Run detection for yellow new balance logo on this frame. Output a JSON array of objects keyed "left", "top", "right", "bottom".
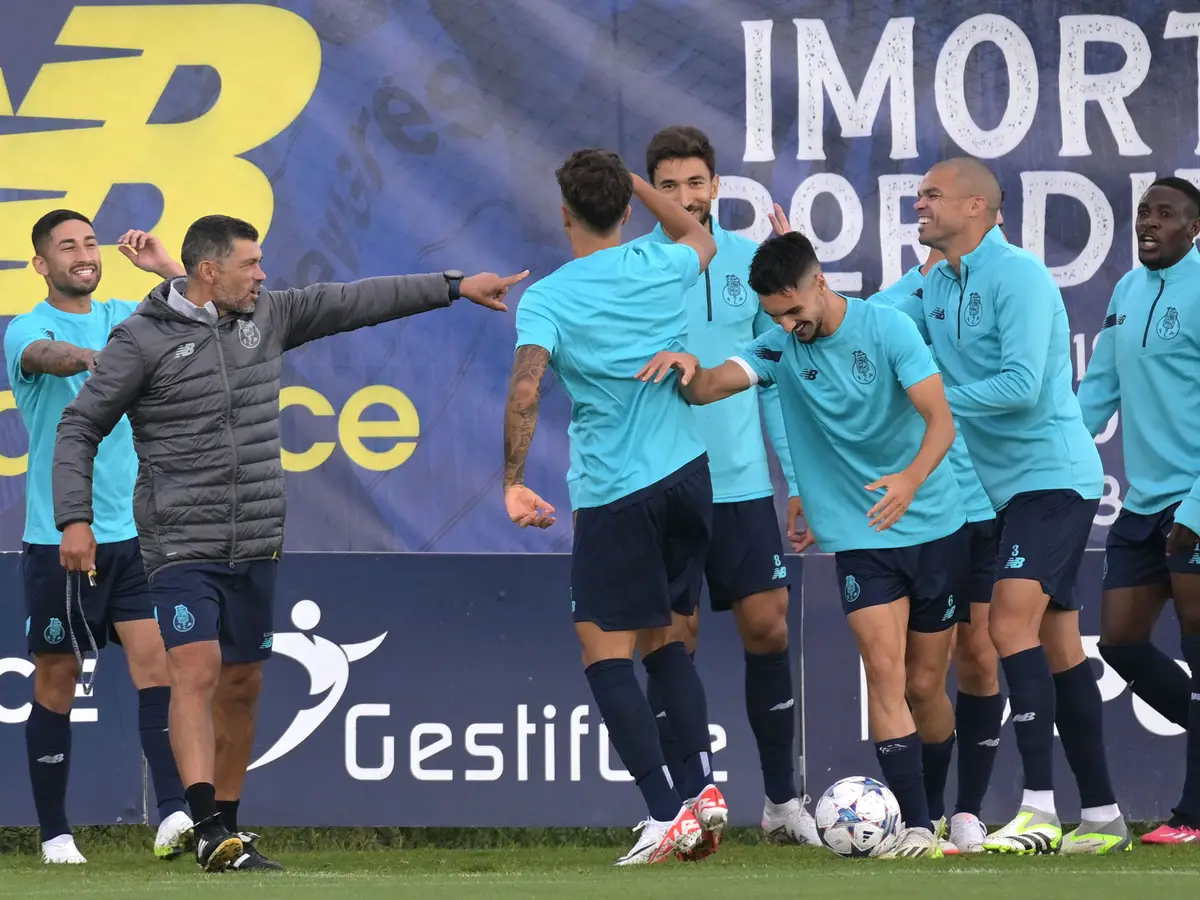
[{"left": 0, "top": 4, "right": 321, "bottom": 315}]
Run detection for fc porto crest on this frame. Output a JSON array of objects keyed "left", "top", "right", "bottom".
[
  {"left": 43, "top": 617, "right": 65, "bottom": 645},
  {"left": 172, "top": 604, "right": 196, "bottom": 633},
  {"left": 964, "top": 292, "right": 983, "bottom": 327},
  {"left": 722, "top": 273, "right": 747, "bottom": 307},
  {"left": 851, "top": 350, "right": 876, "bottom": 385},
  {"left": 1157, "top": 307, "right": 1180, "bottom": 341},
  {"left": 238, "top": 319, "right": 262, "bottom": 349},
  {"left": 844, "top": 575, "right": 861, "bottom": 604}
]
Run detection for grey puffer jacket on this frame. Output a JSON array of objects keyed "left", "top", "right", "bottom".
[{"left": 52, "top": 275, "right": 452, "bottom": 577}]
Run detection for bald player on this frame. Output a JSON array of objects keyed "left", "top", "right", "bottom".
[{"left": 893, "top": 158, "right": 1128, "bottom": 854}]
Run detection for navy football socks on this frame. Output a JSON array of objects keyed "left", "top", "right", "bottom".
[
  {"left": 953, "top": 691, "right": 1003, "bottom": 817},
  {"left": 875, "top": 733, "right": 931, "bottom": 832},
  {"left": 921, "top": 733, "right": 955, "bottom": 823},
  {"left": 26, "top": 702, "right": 72, "bottom": 842},
  {"left": 585, "top": 658, "right": 681, "bottom": 822},
  {"left": 1099, "top": 642, "right": 1190, "bottom": 727},
  {"left": 1000, "top": 647, "right": 1056, "bottom": 794},
  {"left": 1172, "top": 636, "right": 1200, "bottom": 825},
  {"left": 646, "top": 676, "right": 687, "bottom": 792},
  {"left": 1053, "top": 660, "right": 1117, "bottom": 809},
  {"left": 643, "top": 642, "right": 713, "bottom": 800},
  {"left": 744, "top": 649, "right": 798, "bottom": 804},
  {"left": 138, "top": 686, "right": 188, "bottom": 821}
]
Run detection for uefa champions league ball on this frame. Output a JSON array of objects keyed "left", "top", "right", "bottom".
[{"left": 814, "top": 776, "right": 903, "bottom": 857}]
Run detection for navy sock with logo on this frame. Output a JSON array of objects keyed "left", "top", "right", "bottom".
[
  {"left": 1000, "top": 647, "right": 1055, "bottom": 793},
  {"left": 1053, "top": 660, "right": 1116, "bottom": 809},
  {"left": 645, "top": 676, "right": 687, "bottom": 794},
  {"left": 643, "top": 642, "right": 713, "bottom": 800},
  {"left": 744, "top": 649, "right": 797, "bottom": 804},
  {"left": 1172, "top": 636, "right": 1200, "bottom": 825},
  {"left": 875, "top": 733, "right": 931, "bottom": 832},
  {"left": 138, "top": 687, "right": 188, "bottom": 820},
  {"left": 921, "top": 733, "right": 955, "bottom": 823},
  {"left": 585, "top": 658, "right": 681, "bottom": 822},
  {"left": 954, "top": 691, "right": 1003, "bottom": 817},
  {"left": 26, "top": 702, "right": 71, "bottom": 843}
]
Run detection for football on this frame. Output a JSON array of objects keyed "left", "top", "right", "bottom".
[{"left": 814, "top": 776, "right": 903, "bottom": 857}]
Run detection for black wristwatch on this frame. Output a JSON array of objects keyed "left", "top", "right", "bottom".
[{"left": 443, "top": 269, "right": 465, "bottom": 302}]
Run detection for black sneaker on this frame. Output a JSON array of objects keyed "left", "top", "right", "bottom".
[
  {"left": 194, "top": 818, "right": 243, "bottom": 872},
  {"left": 230, "top": 833, "right": 284, "bottom": 871}
]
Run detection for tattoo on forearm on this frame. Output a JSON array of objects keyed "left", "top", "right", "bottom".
[
  {"left": 503, "top": 344, "right": 549, "bottom": 489},
  {"left": 21, "top": 341, "right": 96, "bottom": 377}
]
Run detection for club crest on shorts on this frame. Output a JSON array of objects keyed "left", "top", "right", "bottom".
[
  {"left": 43, "top": 617, "right": 65, "bottom": 645},
  {"left": 844, "top": 575, "right": 861, "bottom": 604},
  {"left": 172, "top": 604, "right": 196, "bottom": 633},
  {"left": 1157, "top": 307, "right": 1180, "bottom": 341},
  {"left": 965, "top": 291, "right": 983, "bottom": 327},
  {"left": 722, "top": 273, "right": 747, "bottom": 307},
  {"left": 851, "top": 350, "right": 876, "bottom": 385},
  {"left": 238, "top": 319, "right": 262, "bottom": 349}
]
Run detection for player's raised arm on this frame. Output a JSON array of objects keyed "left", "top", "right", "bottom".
[
  {"left": 636, "top": 351, "right": 752, "bottom": 405},
  {"left": 16, "top": 338, "right": 97, "bottom": 377},
  {"left": 632, "top": 173, "right": 716, "bottom": 271}
]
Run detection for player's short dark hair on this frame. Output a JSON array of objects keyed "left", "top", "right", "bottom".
[
  {"left": 748, "top": 233, "right": 820, "bottom": 296},
  {"left": 181, "top": 215, "right": 260, "bottom": 274},
  {"left": 32, "top": 209, "right": 93, "bottom": 255},
  {"left": 554, "top": 149, "right": 633, "bottom": 235},
  {"left": 645, "top": 125, "right": 716, "bottom": 182},
  {"left": 1150, "top": 176, "right": 1200, "bottom": 217}
]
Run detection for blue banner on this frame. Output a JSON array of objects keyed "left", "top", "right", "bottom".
[
  {"left": 1, "top": 2, "right": 1195, "bottom": 550},
  {"left": 0, "top": 550, "right": 1187, "bottom": 826}
]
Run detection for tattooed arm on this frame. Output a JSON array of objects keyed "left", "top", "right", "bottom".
[
  {"left": 22, "top": 341, "right": 97, "bottom": 377},
  {"left": 503, "top": 344, "right": 557, "bottom": 528}
]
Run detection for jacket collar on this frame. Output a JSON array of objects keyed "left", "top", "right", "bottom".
[
  {"left": 1148, "top": 244, "right": 1200, "bottom": 285},
  {"left": 933, "top": 225, "right": 1006, "bottom": 282}
]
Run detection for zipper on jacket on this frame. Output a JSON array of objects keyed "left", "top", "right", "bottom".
[
  {"left": 213, "top": 324, "right": 239, "bottom": 567},
  {"left": 1141, "top": 278, "right": 1167, "bottom": 348},
  {"left": 956, "top": 265, "right": 970, "bottom": 341},
  {"left": 704, "top": 270, "right": 713, "bottom": 322}
]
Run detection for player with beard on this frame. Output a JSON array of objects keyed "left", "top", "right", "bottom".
[
  {"left": 769, "top": 203, "right": 1007, "bottom": 854},
  {"left": 899, "top": 157, "right": 1127, "bottom": 854},
  {"left": 634, "top": 126, "right": 816, "bottom": 847},
  {"left": 639, "top": 231, "right": 967, "bottom": 858},
  {"left": 1078, "top": 176, "right": 1200, "bottom": 844},
  {"left": 3, "top": 210, "right": 192, "bottom": 864}
]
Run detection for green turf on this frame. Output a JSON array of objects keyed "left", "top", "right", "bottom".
[{"left": 2, "top": 843, "right": 1199, "bottom": 899}]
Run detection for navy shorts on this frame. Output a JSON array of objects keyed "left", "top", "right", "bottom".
[
  {"left": 1103, "top": 503, "right": 1200, "bottom": 590},
  {"left": 571, "top": 455, "right": 713, "bottom": 632},
  {"left": 706, "top": 497, "right": 790, "bottom": 611},
  {"left": 964, "top": 518, "right": 1000, "bottom": 607},
  {"left": 149, "top": 560, "right": 278, "bottom": 664},
  {"left": 833, "top": 527, "right": 969, "bottom": 634},
  {"left": 23, "top": 538, "right": 153, "bottom": 655},
  {"left": 994, "top": 489, "right": 1098, "bottom": 610}
]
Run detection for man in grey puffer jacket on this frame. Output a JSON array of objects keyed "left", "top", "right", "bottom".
[{"left": 51, "top": 214, "right": 524, "bottom": 871}]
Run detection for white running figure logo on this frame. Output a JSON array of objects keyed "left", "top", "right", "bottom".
[{"left": 248, "top": 599, "right": 387, "bottom": 770}]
